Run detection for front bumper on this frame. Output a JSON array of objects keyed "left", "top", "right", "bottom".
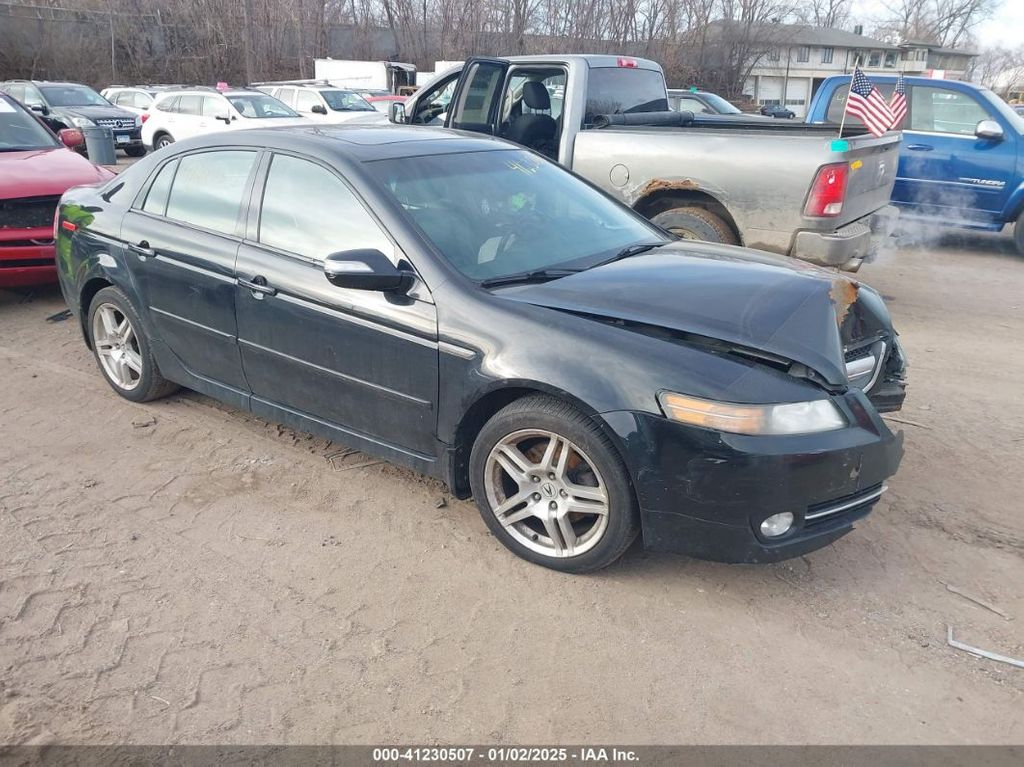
[
  {"left": 791, "top": 205, "right": 899, "bottom": 271},
  {"left": 0, "top": 231, "right": 57, "bottom": 288},
  {"left": 602, "top": 391, "right": 904, "bottom": 563}
]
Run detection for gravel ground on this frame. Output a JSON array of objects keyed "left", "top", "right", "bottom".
[{"left": 0, "top": 228, "right": 1021, "bottom": 745}]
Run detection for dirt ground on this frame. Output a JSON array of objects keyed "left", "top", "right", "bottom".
[{"left": 1, "top": 229, "right": 1022, "bottom": 746}]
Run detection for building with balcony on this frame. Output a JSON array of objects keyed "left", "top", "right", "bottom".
[{"left": 743, "top": 25, "right": 977, "bottom": 118}]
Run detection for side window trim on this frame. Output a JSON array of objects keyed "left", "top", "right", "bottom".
[{"left": 249, "top": 150, "right": 402, "bottom": 266}]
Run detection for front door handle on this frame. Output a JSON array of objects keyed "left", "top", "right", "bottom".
[
  {"left": 129, "top": 240, "right": 155, "bottom": 259},
  {"left": 907, "top": 144, "right": 934, "bottom": 151},
  {"left": 238, "top": 275, "right": 277, "bottom": 299}
]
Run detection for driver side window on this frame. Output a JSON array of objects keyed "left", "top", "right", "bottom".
[{"left": 412, "top": 76, "right": 457, "bottom": 124}]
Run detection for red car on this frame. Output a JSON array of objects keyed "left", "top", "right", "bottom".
[{"left": 1, "top": 93, "right": 115, "bottom": 288}]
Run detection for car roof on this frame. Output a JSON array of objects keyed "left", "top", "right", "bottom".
[{"left": 165, "top": 124, "right": 516, "bottom": 162}]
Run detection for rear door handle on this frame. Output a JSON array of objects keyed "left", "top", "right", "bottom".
[
  {"left": 907, "top": 144, "right": 934, "bottom": 151},
  {"left": 129, "top": 240, "right": 155, "bottom": 259},
  {"left": 238, "top": 275, "right": 277, "bottom": 299}
]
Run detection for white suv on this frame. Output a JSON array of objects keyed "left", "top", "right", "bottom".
[
  {"left": 141, "top": 88, "right": 307, "bottom": 150},
  {"left": 254, "top": 82, "right": 385, "bottom": 124}
]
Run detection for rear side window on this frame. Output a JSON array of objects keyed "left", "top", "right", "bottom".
[
  {"left": 142, "top": 159, "right": 178, "bottom": 216},
  {"left": 156, "top": 95, "right": 179, "bottom": 112},
  {"left": 177, "top": 95, "right": 202, "bottom": 115},
  {"left": 824, "top": 83, "right": 896, "bottom": 124},
  {"left": 165, "top": 151, "right": 256, "bottom": 234},
  {"left": 259, "top": 154, "right": 392, "bottom": 261},
  {"left": 585, "top": 68, "right": 668, "bottom": 121},
  {"left": 910, "top": 86, "right": 988, "bottom": 134}
]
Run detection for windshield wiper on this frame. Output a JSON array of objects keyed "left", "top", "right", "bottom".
[
  {"left": 479, "top": 268, "right": 582, "bottom": 289},
  {"left": 594, "top": 240, "right": 664, "bottom": 267}
]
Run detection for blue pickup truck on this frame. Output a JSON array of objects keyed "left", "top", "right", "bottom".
[{"left": 807, "top": 75, "right": 1024, "bottom": 254}]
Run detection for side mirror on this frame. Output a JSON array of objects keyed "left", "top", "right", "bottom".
[
  {"left": 30, "top": 103, "right": 49, "bottom": 115},
  {"left": 58, "top": 128, "right": 85, "bottom": 149},
  {"left": 311, "top": 104, "right": 327, "bottom": 115},
  {"left": 389, "top": 101, "right": 406, "bottom": 124},
  {"left": 215, "top": 113, "right": 232, "bottom": 124},
  {"left": 975, "top": 119, "right": 1004, "bottom": 141},
  {"left": 324, "top": 249, "right": 412, "bottom": 292}
]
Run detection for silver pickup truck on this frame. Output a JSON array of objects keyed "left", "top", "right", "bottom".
[{"left": 392, "top": 55, "right": 901, "bottom": 271}]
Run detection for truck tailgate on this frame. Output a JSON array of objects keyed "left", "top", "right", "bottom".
[{"left": 831, "top": 133, "right": 901, "bottom": 228}]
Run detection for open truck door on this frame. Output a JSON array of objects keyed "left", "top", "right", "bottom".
[{"left": 445, "top": 58, "right": 510, "bottom": 135}]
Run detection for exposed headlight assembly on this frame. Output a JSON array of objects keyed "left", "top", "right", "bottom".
[{"left": 658, "top": 391, "right": 846, "bottom": 436}]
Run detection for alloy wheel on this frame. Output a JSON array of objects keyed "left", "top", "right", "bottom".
[
  {"left": 484, "top": 429, "right": 609, "bottom": 558},
  {"left": 92, "top": 303, "right": 142, "bottom": 391}
]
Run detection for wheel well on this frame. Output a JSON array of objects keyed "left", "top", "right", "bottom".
[
  {"left": 635, "top": 190, "right": 741, "bottom": 244},
  {"left": 448, "top": 385, "right": 628, "bottom": 500},
  {"left": 78, "top": 277, "right": 113, "bottom": 348}
]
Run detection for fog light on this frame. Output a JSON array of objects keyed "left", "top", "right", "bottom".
[{"left": 760, "top": 512, "right": 794, "bottom": 538}]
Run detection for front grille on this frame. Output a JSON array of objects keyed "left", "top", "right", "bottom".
[
  {"left": 0, "top": 196, "right": 61, "bottom": 230},
  {"left": 804, "top": 483, "right": 886, "bottom": 526},
  {"left": 94, "top": 117, "right": 136, "bottom": 130}
]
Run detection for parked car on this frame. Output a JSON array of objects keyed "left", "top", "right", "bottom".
[
  {"left": 100, "top": 85, "right": 183, "bottom": 117},
  {"left": 0, "top": 93, "right": 115, "bottom": 288},
  {"left": 667, "top": 89, "right": 742, "bottom": 115},
  {"left": 252, "top": 82, "right": 384, "bottom": 123},
  {"left": 807, "top": 75, "right": 1024, "bottom": 254},
  {"left": 141, "top": 87, "right": 307, "bottom": 150},
  {"left": 760, "top": 104, "right": 796, "bottom": 119},
  {"left": 395, "top": 55, "right": 901, "bottom": 271},
  {"left": 0, "top": 80, "right": 145, "bottom": 156},
  {"left": 55, "top": 125, "right": 907, "bottom": 572}
]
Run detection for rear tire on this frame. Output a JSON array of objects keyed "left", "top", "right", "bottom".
[
  {"left": 469, "top": 395, "right": 639, "bottom": 573},
  {"left": 1015, "top": 212, "right": 1024, "bottom": 256},
  {"left": 650, "top": 205, "right": 739, "bottom": 245},
  {"left": 154, "top": 133, "right": 174, "bottom": 151},
  {"left": 87, "top": 286, "right": 179, "bottom": 402}
]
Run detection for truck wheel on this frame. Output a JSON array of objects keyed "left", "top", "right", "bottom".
[
  {"left": 1015, "top": 213, "right": 1024, "bottom": 256},
  {"left": 469, "top": 395, "right": 640, "bottom": 573},
  {"left": 650, "top": 206, "right": 738, "bottom": 245}
]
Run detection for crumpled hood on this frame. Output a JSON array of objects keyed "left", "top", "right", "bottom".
[{"left": 498, "top": 243, "right": 889, "bottom": 387}]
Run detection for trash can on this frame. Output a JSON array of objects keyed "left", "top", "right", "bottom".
[{"left": 82, "top": 125, "right": 116, "bottom": 165}]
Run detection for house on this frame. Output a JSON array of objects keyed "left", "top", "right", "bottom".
[{"left": 744, "top": 25, "right": 977, "bottom": 118}]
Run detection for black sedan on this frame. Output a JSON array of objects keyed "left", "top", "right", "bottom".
[
  {"left": 55, "top": 125, "right": 906, "bottom": 572},
  {"left": 760, "top": 103, "right": 796, "bottom": 119}
]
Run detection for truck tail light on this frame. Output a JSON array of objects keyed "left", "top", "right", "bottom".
[
  {"left": 617, "top": 57, "right": 638, "bottom": 68},
  {"left": 804, "top": 162, "right": 849, "bottom": 217}
]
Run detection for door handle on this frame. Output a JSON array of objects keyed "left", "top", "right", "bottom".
[
  {"left": 129, "top": 240, "right": 155, "bottom": 259},
  {"left": 238, "top": 275, "right": 277, "bottom": 299},
  {"left": 907, "top": 144, "right": 934, "bottom": 151}
]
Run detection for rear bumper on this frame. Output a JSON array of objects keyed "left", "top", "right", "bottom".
[
  {"left": 791, "top": 205, "right": 899, "bottom": 271},
  {"left": 0, "top": 236, "right": 57, "bottom": 288},
  {"left": 602, "top": 393, "right": 904, "bottom": 563}
]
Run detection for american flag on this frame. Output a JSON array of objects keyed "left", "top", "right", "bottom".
[
  {"left": 889, "top": 74, "right": 908, "bottom": 128},
  {"left": 845, "top": 67, "right": 894, "bottom": 137}
]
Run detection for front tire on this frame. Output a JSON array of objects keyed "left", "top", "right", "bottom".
[
  {"left": 125, "top": 145, "right": 147, "bottom": 157},
  {"left": 1015, "top": 212, "right": 1024, "bottom": 256},
  {"left": 469, "top": 395, "right": 639, "bottom": 573},
  {"left": 87, "top": 286, "right": 178, "bottom": 402},
  {"left": 650, "top": 205, "right": 739, "bottom": 245}
]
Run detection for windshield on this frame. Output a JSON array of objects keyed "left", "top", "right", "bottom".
[
  {"left": 701, "top": 93, "right": 741, "bottom": 114},
  {"left": 0, "top": 97, "right": 59, "bottom": 150},
  {"left": 368, "top": 149, "right": 664, "bottom": 281},
  {"left": 39, "top": 84, "right": 110, "bottom": 107},
  {"left": 322, "top": 90, "right": 374, "bottom": 111},
  {"left": 226, "top": 94, "right": 299, "bottom": 118}
]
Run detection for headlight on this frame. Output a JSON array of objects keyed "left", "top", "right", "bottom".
[
  {"left": 658, "top": 391, "right": 846, "bottom": 435},
  {"left": 135, "top": 114, "right": 143, "bottom": 127},
  {"left": 69, "top": 117, "right": 95, "bottom": 128}
]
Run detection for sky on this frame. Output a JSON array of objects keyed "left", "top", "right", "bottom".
[{"left": 848, "top": 0, "right": 1023, "bottom": 49}]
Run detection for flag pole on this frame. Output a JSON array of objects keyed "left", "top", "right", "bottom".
[{"left": 838, "top": 76, "right": 850, "bottom": 138}]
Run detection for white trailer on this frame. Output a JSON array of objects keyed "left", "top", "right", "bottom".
[{"left": 313, "top": 59, "right": 416, "bottom": 94}]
